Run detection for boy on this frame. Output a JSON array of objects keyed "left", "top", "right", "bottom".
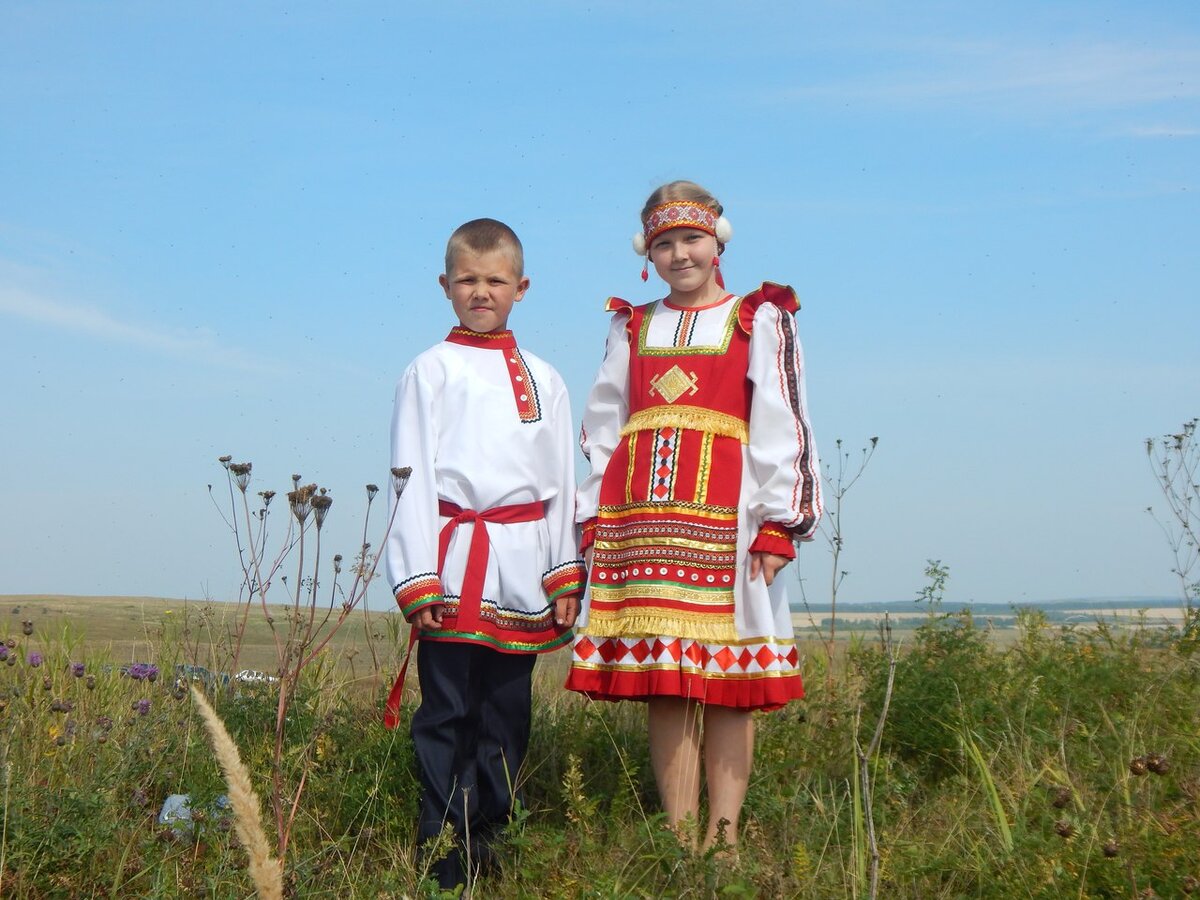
[{"left": 383, "top": 218, "right": 585, "bottom": 891}]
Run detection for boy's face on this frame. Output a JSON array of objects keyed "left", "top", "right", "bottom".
[{"left": 439, "top": 249, "right": 529, "bottom": 333}]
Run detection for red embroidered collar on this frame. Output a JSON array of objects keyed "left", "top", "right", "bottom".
[{"left": 446, "top": 327, "right": 517, "bottom": 349}]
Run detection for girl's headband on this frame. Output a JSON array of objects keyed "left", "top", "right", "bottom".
[{"left": 631, "top": 200, "right": 733, "bottom": 255}]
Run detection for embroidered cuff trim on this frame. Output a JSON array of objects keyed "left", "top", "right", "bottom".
[
  {"left": 579, "top": 519, "right": 598, "bottom": 552},
  {"left": 395, "top": 573, "right": 444, "bottom": 618},
  {"left": 542, "top": 560, "right": 587, "bottom": 602},
  {"left": 749, "top": 523, "right": 797, "bottom": 559}
]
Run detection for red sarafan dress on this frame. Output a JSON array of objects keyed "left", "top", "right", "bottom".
[{"left": 566, "top": 283, "right": 823, "bottom": 711}]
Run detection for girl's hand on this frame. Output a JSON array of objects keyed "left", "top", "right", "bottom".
[
  {"left": 555, "top": 594, "right": 579, "bottom": 628},
  {"left": 584, "top": 546, "right": 594, "bottom": 570},
  {"left": 749, "top": 552, "right": 791, "bottom": 586}
]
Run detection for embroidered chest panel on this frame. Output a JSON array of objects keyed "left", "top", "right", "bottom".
[
  {"left": 636, "top": 299, "right": 742, "bottom": 356},
  {"left": 502, "top": 348, "right": 542, "bottom": 424}
]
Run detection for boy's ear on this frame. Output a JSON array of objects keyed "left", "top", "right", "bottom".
[
  {"left": 515, "top": 276, "right": 530, "bottom": 301},
  {"left": 438, "top": 273, "right": 451, "bottom": 298}
]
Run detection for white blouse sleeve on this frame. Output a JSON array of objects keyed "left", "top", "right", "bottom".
[
  {"left": 384, "top": 361, "right": 446, "bottom": 616},
  {"left": 745, "top": 302, "right": 823, "bottom": 540},
  {"left": 576, "top": 311, "right": 631, "bottom": 524}
]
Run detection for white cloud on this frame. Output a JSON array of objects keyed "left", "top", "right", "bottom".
[
  {"left": 1120, "top": 124, "right": 1200, "bottom": 138},
  {"left": 783, "top": 38, "right": 1200, "bottom": 113},
  {"left": 0, "top": 287, "right": 287, "bottom": 374}
]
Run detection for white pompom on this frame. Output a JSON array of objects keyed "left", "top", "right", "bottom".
[
  {"left": 715, "top": 216, "right": 733, "bottom": 243},
  {"left": 632, "top": 232, "right": 646, "bottom": 255}
]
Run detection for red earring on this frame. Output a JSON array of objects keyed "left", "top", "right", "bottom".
[
  {"left": 712, "top": 254, "right": 725, "bottom": 289},
  {"left": 641, "top": 257, "right": 649, "bottom": 282}
]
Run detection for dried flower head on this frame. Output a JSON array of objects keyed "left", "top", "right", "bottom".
[
  {"left": 1054, "top": 820, "right": 1075, "bottom": 839},
  {"left": 229, "top": 462, "right": 252, "bottom": 492},
  {"left": 1051, "top": 786, "right": 1072, "bottom": 809},
  {"left": 1183, "top": 876, "right": 1199, "bottom": 895},
  {"left": 259, "top": 490, "right": 276, "bottom": 508},
  {"left": 42, "top": 677, "right": 52, "bottom": 690},
  {"left": 312, "top": 492, "right": 332, "bottom": 530},
  {"left": 366, "top": 484, "right": 379, "bottom": 502},
  {"left": 85, "top": 674, "right": 96, "bottom": 690},
  {"left": 1129, "top": 756, "right": 1149, "bottom": 776},
  {"left": 333, "top": 554, "right": 343, "bottom": 575},
  {"left": 1147, "top": 753, "right": 1170, "bottom": 776},
  {"left": 218, "top": 455, "right": 233, "bottom": 468},
  {"left": 292, "top": 473, "right": 301, "bottom": 487},
  {"left": 5, "top": 638, "right": 14, "bottom": 648},
  {"left": 1102, "top": 839, "right": 1119, "bottom": 858},
  {"left": 288, "top": 483, "right": 317, "bottom": 524},
  {"left": 71, "top": 662, "right": 85, "bottom": 678},
  {"left": 22, "top": 620, "right": 33, "bottom": 636},
  {"left": 391, "top": 466, "right": 412, "bottom": 498}
]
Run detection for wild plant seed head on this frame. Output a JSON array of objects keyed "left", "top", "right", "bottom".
[
  {"left": 218, "top": 455, "right": 232, "bottom": 468},
  {"left": 312, "top": 493, "right": 332, "bottom": 529},
  {"left": 289, "top": 483, "right": 317, "bottom": 523},
  {"left": 391, "top": 466, "right": 412, "bottom": 498},
  {"left": 228, "top": 462, "right": 252, "bottom": 492},
  {"left": 259, "top": 490, "right": 276, "bottom": 508},
  {"left": 1130, "top": 756, "right": 1149, "bottom": 776},
  {"left": 22, "top": 620, "right": 33, "bottom": 636},
  {"left": 333, "top": 554, "right": 343, "bottom": 574},
  {"left": 366, "top": 483, "right": 379, "bottom": 502}
]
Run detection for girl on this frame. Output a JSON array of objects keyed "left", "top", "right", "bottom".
[{"left": 566, "top": 180, "right": 823, "bottom": 851}]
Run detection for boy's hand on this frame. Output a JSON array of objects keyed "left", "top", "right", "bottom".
[
  {"left": 554, "top": 595, "right": 579, "bottom": 629},
  {"left": 412, "top": 604, "right": 445, "bottom": 631},
  {"left": 749, "top": 552, "right": 791, "bottom": 586}
]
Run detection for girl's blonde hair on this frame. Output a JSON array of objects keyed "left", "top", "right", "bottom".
[{"left": 640, "top": 180, "right": 724, "bottom": 226}]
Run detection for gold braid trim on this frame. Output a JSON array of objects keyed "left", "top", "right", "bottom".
[
  {"left": 621, "top": 406, "right": 749, "bottom": 443},
  {"left": 582, "top": 610, "right": 739, "bottom": 643}
]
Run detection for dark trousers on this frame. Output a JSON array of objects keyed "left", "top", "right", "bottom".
[{"left": 411, "top": 640, "right": 536, "bottom": 891}]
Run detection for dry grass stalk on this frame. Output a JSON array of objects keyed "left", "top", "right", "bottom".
[{"left": 190, "top": 686, "right": 284, "bottom": 900}]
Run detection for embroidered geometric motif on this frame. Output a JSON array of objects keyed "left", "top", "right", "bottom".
[
  {"left": 650, "top": 428, "right": 679, "bottom": 501},
  {"left": 649, "top": 365, "right": 700, "bottom": 404},
  {"left": 571, "top": 636, "right": 802, "bottom": 677}
]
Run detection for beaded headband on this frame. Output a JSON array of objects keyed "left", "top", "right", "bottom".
[
  {"left": 631, "top": 199, "right": 734, "bottom": 285},
  {"left": 631, "top": 200, "right": 733, "bottom": 255}
]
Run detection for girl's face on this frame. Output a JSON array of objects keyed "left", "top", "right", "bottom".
[{"left": 648, "top": 227, "right": 720, "bottom": 298}]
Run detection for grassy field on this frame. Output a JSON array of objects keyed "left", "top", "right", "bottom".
[{"left": 3, "top": 593, "right": 1199, "bottom": 897}]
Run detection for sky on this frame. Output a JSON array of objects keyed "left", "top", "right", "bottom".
[{"left": 1, "top": 1, "right": 1197, "bottom": 610}]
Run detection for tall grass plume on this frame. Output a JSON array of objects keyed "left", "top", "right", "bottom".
[{"left": 190, "top": 685, "right": 283, "bottom": 900}]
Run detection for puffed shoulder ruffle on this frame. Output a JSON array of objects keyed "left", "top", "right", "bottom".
[
  {"left": 604, "top": 296, "right": 636, "bottom": 314},
  {"left": 737, "top": 281, "right": 800, "bottom": 334}
]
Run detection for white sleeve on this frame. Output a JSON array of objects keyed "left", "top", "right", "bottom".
[
  {"left": 575, "top": 312, "right": 631, "bottom": 524},
  {"left": 543, "top": 374, "right": 582, "bottom": 569},
  {"left": 384, "top": 362, "right": 445, "bottom": 615},
  {"left": 745, "top": 302, "right": 823, "bottom": 540}
]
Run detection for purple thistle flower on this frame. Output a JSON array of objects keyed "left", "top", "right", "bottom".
[
  {"left": 27, "top": 651, "right": 43, "bottom": 668},
  {"left": 136, "top": 698, "right": 151, "bottom": 716},
  {"left": 0, "top": 645, "right": 7, "bottom": 661},
  {"left": 71, "top": 662, "right": 85, "bottom": 678},
  {"left": 127, "top": 663, "right": 160, "bottom": 681}
]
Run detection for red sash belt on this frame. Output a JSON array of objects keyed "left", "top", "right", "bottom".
[{"left": 383, "top": 498, "right": 545, "bottom": 729}]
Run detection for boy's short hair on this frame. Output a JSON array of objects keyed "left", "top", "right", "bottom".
[{"left": 445, "top": 218, "right": 525, "bottom": 278}]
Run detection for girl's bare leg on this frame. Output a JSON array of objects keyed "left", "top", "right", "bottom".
[
  {"left": 648, "top": 697, "right": 703, "bottom": 841},
  {"left": 701, "top": 705, "right": 754, "bottom": 851}
]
